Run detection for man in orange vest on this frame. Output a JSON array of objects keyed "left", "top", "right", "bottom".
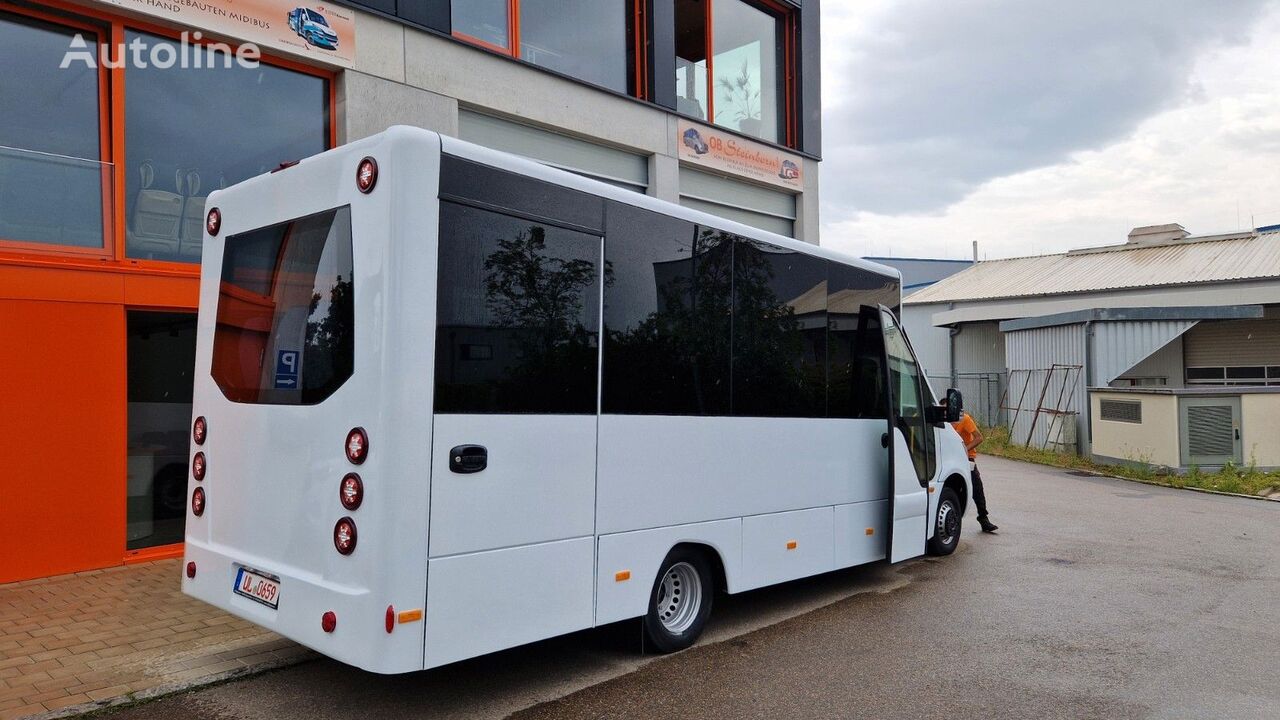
[{"left": 951, "top": 412, "right": 998, "bottom": 533}]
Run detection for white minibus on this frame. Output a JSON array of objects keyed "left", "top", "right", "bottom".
[{"left": 183, "top": 126, "right": 973, "bottom": 674}]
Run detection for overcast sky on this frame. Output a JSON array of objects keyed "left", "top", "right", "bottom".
[{"left": 818, "top": 0, "right": 1280, "bottom": 260}]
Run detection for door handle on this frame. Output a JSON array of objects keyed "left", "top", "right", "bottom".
[
  {"left": 1235, "top": 428, "right": 1241, "bottom": 441},
  {"left": 881, "top": 433, "right": 889, "bottom": 448},
  {"left": 449, "top": 445, "right": 487, "bottom": 474}
]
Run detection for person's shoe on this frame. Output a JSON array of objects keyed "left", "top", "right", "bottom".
[{"left": 978, "top": 518, "right": 999, "bottom": 533}]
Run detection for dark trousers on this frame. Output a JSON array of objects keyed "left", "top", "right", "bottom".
[{"left": 971, "top": 462, "right": 990, "bottom": 520}]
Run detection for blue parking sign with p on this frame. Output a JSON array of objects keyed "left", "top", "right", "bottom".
[{"left": 275, "top": 350, "right": 300, "bottom": 389}]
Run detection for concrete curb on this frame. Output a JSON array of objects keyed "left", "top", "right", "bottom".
[{"left": 30, "top": 654, "right": 315, "bottom": 720}]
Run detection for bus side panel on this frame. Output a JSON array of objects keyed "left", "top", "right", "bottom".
[
  {"left": 833, "top": 500, "right": 889, "bottom": 568},
  {"left": 423, "top": 537, "right": 594, "bottom": 669},
  {"left": 594, "top": 518, "right": 743, "bottom": 626},
  {"left": 738, "top": 507, "right": 835, "bottom": 592},
  {"left": 597, "top": 416, "right": 886, "bottom": 535}
]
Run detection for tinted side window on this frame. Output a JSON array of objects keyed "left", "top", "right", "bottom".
[
  {"left": 440, "top": 155, "right": 604, "bottom": 233},
  {"left": 828, "top": 264, "right": 897, "bottom": 419},
  {"left": 732, "top": 240, "right": 827, "bottom": 417},
  {"left": 602, "top": 203, "right": 720, "bottom": 414},
  {"left": 435, "top": 202, "right": 602, "bottom": 414}
]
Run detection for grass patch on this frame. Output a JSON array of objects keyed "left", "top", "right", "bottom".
[{"left": 980, "top": 425, "right": 1280, "bottom": 498}]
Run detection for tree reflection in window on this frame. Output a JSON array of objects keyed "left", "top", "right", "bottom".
[{"left": 435, "top": 202, "right": 602, "bottom": 414}]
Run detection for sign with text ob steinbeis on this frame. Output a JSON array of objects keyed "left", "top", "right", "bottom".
[
  {"left": 676, "top": 119, "right": 803, "bottom": 191},
  {"left": 100, "top": 0, "right": 356, "bottom": 68}
]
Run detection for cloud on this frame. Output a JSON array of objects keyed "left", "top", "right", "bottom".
[{"left": 820, "top": 0, "right": 1272, "bottom": 219}]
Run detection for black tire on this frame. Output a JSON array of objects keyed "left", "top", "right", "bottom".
[
  {"left": 643, "top": 547, "right": 714, "bottom": 653},
  {"left": 927, "top": 487, "right": 962, "bottom": 556}
]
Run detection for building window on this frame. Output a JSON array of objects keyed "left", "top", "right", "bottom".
[
  {"left": 0, "top": 11, "right": 106, "bottom": 252},
  {"left": 451, "top": 0, "right": 641, "bottom": 96},
  {"left": 124, "top": 31, "right": 329, "bottom": 264},
  {"left": 676, "top": 0, "right": 788, "bottom": 143},
  {"left": 1187, "top": 366, "right": 1279, "bottom": 387}
]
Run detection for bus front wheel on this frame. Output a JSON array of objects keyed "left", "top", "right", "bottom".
[
  {"left": 644, "top": 548, "right": 714, "bottom": 653},
  {"left": 927, "top": 487, "right": 962, "bottom": 556}
]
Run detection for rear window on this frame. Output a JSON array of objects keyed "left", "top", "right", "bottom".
[{"left": 212, "top": 206, "right": 354, "bottom": 405}]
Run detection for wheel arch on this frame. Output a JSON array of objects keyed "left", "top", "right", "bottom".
[
  {"left": 943, "top": 473, "right": 969, "bottom": 514},
  {"left": 668, "top": 541, "right": 728, "bottom": 595}
]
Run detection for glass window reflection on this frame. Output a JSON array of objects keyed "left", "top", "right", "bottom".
[
  {"left": 124, "top": 31, "right": 328, "bottom": 263},
  {"left": 520, "top": 0, "right": 629, "bottom": 93},
  {"left": 712, "top": 0, "right": 783, "bottom": 142}
]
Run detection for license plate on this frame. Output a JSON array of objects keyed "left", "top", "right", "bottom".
[{"left": 233, "top": 566, "right": 281, "bottom": 609}]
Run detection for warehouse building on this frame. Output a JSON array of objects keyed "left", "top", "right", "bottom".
[
  {"left": 1, "top": 0, "right": 823, "bottom": 582},
  {"left": 906, "top": 224, "right": 1280, "bottom": 467}
]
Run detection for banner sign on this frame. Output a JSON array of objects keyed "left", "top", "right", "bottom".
[
  {"left": 98, "top": 0, "right": 356, "bottom": 68},
  {"left": 676, "top": 119, "right": 803, "bottom": 191}
]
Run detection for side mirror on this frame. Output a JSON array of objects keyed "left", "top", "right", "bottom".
[{"left": 945, "top": 388, "right": 963, "bottom": 423}]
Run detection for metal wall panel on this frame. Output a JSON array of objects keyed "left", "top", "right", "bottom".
[
  {"left": 679, "top": 168, "right": 797, "bottom": 237},
  {"left": 458, "top": 110, "right": 649, "bottom": 191},
  {"left": 1184, "top": 319, "right": 1280, "bottom": 367},
  {"left": 1093, "top": 320, "right": 1197, "bottom": 385},
  {"left": 955, "top": 321, "right": 1004, "bottom": 373},
  {"left": 1004, "top": 324, "right": 1086, "bottom": 451}
]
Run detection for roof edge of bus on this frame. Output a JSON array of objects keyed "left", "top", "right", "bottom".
[{"left": 423, "top": 129, "right": 898, "bottom": 282}]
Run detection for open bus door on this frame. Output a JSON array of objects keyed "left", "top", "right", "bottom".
[{"left": 874, "top": 305, "right": 931, "bottom": 563}]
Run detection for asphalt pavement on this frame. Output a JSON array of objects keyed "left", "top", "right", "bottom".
[{"left": 98, "top": 456, "right": 1280, "bottom": 720}]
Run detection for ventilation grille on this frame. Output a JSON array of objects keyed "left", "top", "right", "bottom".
[
  {"left": 1187, "top": 405, "right": 1234, "bottom": 457},
  {"left": 1100, "top": 399, "right": 1142, "bottom": 424}
]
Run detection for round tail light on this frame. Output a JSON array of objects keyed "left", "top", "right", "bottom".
[
  {"left": 356, "top": 157, "right": 378, "bottom": 193},
  {"left": 321, "top": 611, "right": 337, "bottom": 633},
  {"left": 193, "top": 416, "right": 207, "bottom": 445},
  {"left": 206, "top": 207, "right": 221, "bottom": 236},
  {"left": 186, "top": 561, "right": 197, "bottom": 579},
  {"left": 345, "top": 427, "right": 368, "bottom": 465},
  {"left": 191, "top": 487, "right": 206, "bottom": 516},
  {"left": 192, "top": 452, "right": 207, "bottom": 482},
  {"left": 340, "top": 473, "right": 363, "bottom": 511},
  {"left": 334, "top": 517, "right": 357, "bottom": 555}
]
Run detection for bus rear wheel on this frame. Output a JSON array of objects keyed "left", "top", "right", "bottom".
[
  {"left": 928, "top": 487, "right": 962, "bottom": 556},
  {"left": 644, "top": 548, "right": 713, "bottom": 653}
]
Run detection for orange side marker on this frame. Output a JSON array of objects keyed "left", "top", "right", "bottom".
[
  {"left": 865, "top": 527, "right": 875, "bottom": 536},
  {"left": 397, "top": 609, "right": 423, "bottom": 624},
  {"left": 786, "top": 540, "right": 798, "bottom": 550},
  {"left": 615, "top": 570, "right": 631, "bottom": 582}
]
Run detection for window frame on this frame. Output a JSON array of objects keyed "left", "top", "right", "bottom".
[
  {"left": 452, "top": 0, "right": 650, "bottom": 101},
  {"left": 0, "top": 0, "right": 336, "bottom": 275},
  {"left": 676, "top": 0, "right": 796, "bottom": 147}
]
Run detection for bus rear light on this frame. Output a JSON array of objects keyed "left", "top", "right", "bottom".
[
  {"left": 192, "top": 452, "right": 206, "bottom": 481},
  {"left": 334, "top": 517, "right": 357, "bottom": 555},
  {"left": 340, "top": 473, "right": 363, "bottom": 511},
  {"left": 345, "top": 427, "right": 368, "bottom": 465},
  {"left": 193, "top": 416, "right": 207, "bottom": 445},
  {"left": 385, "top": 605, "right": 395, "bottom": 634},
  {"left": 206, "top": 207, "right": 221, "bottom": 236},
  {"left": 186, "top": 561, "right": 196, "bottom": 579},
  {"left": 356, "top": 157, "right": 378, "bottom": 193},
  {"left": 191, "top": 487, "right": 206, "bottom": 516},
  {"left": 321, "top": 611, "right": 337, "bottom": 633}
]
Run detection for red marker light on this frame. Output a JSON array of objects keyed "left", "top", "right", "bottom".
[
  {"left": 206, "top": 207, "right": 221, "bottom": 236},
  {"left": 321, "top": 611, "right": 337, "bottom": 633},
  {"left": 385, "top": 605, "right": 395, "bottom": 634},
  {"left": 356, "top": 157, "right": 378, "bottom": 193},
  {"left": 186, "top": 561, "right": 197, "bottom": 579},
  {"left": 192, "top": 452, "right": 206, "bottom": 482},
  {"left": 345, "top": 427, "right": 368, "bottom": 465},
  {"left": 334, "top": 517, "right": 357, "bottom": 555},
  {"left": 191, "top": 487, "right": 206, "bottom": 516},
  {"left": 193, "top": 416, "right": 207, "bottom": 445},
  {"left": 340, "top": 473, "right": 363, "bottom": 511}
]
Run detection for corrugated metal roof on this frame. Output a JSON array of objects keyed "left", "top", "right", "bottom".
[{"left": 905, "top": 231, "right": 1280, "bottom": 304}]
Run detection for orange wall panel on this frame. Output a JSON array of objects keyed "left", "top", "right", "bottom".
[{"left": 0, "top": 299, "right": 126, "bottom": 582}]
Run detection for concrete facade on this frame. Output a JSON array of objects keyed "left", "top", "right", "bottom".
[{"left": 335, "top": 8, "right": 823, "bottom": 242}]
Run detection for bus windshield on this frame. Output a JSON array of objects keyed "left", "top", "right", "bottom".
[{"left": 211, "top": 206, "right": 354, "bottom": 405}]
